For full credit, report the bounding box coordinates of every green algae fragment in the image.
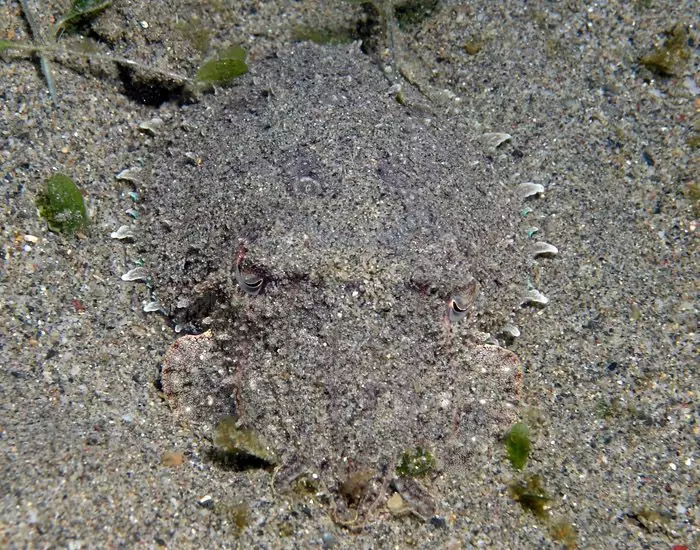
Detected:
[215,502,250,535]
[394,87,407,105]
[505,422,531,470]
[464,39,483,56]
[36,173,88,233]
[509,474,551,519]
[639,24,691,77]
[196,45,248,86]
[0,39,13,52]
[291,472,321,499]
[213,416,276,467]
[549,519,577,549]
[52,0,112,38]
[396,447,435,477]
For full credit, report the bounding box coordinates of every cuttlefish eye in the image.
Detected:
[234,262,264,296]
[447,281,479,324]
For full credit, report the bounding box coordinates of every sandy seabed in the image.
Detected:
[1,1,697,547]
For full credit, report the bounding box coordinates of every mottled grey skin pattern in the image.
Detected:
[143,42,533,508]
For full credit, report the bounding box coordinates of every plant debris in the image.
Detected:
[396,447,435,477]
[509,474,551,519]
[195,45,248,87]
[36,173,88,233]
[639,24,691,77]
[51,0,112,39]
[504,422,531,470]
[212,416,277,469]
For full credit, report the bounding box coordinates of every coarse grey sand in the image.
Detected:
[1,0,697,548]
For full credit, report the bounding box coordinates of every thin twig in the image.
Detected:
[39,56,57,102]
[18,0,41,39]
[19,0,57,105]
[3,41,193,88]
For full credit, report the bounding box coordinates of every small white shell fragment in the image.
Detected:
[24,234,39,243]
[482,132,512,149]
[142,300,162,313]
[517,182,545,200]
[501,324,521,338]
[138,117,164,136]
[110,225,135,240]
[521,289,549,306]
[121,267,149,282]
[116,168,141,183]
[532,242,558,258]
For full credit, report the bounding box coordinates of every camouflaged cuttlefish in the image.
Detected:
[138,42,554,517]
